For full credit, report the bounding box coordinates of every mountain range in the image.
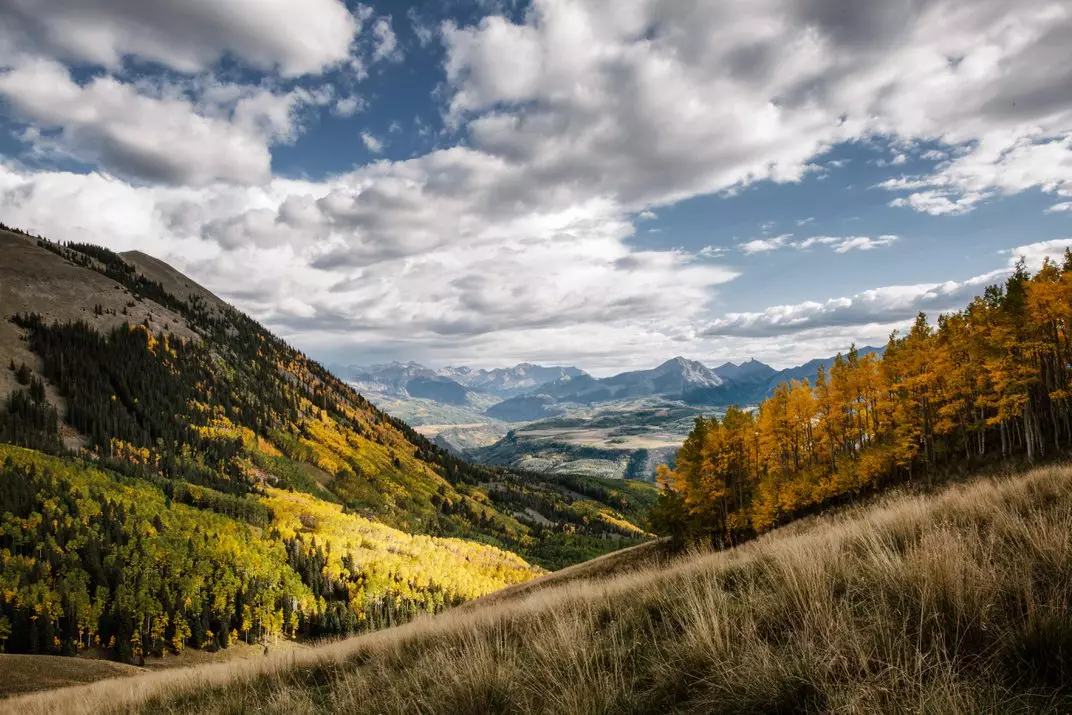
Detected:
[335,361,587,406]
[337,349,884,425]
[485,349,885,421]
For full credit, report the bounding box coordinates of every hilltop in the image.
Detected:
[0,227,656,664]
[10,462,1072,713]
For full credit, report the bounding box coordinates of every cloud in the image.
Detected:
[1046,202,1072,214]
[0,0,358,76]
[0,59,320,184]
[701,271,1009,338]
[0,155,738,362]
[697,245,730,258]
[407,8,436,48]
[332,96,365,118]
[739,234,792,254]
[440,0,1072,214]
[888,190,981,216]
[1004,238,1072,271]
[794,235,899,253]
[638,209,657,221]
[884,135,1072,215]
[371,17,403,63]
[360,131,384,153]
[739,233,898,254]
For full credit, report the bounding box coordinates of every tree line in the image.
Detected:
[654,255,1072,545]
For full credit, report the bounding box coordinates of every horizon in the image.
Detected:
[341,344,889,378]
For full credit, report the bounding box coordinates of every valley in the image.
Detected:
[341,351,884,482]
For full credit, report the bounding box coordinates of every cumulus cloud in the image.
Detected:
[439,0,1072,214]
[883,135,1072,215]
[407,8,436,47]
[0,0,357,76]
[0,59,321,184]
[888,190,980,216]
[1046,202,1072,214]
[1005,238,1072,271]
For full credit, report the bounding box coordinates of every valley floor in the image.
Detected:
[8,463,1072,714]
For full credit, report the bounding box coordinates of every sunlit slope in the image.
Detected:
[0,445,537,662]
[12,463,1072,714]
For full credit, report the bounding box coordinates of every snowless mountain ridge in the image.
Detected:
[337,349,885,414]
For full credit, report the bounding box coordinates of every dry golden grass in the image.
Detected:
[0,655,144,698]
[9,464,1072,714]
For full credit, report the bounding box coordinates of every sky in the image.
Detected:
[0,0,1070,376]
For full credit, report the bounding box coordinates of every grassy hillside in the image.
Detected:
[9,463,1072,714]
[0,227,655,662]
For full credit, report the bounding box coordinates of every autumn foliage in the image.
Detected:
[655,254,1072,544]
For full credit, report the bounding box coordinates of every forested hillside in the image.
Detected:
[655,254,1072,544]
[0,227,654,662]
[0,445,533,661]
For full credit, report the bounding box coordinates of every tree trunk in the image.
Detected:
[1024,396,1036,465]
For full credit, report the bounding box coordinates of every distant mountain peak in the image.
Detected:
[712,358,776,383]
[655,356,707,372]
